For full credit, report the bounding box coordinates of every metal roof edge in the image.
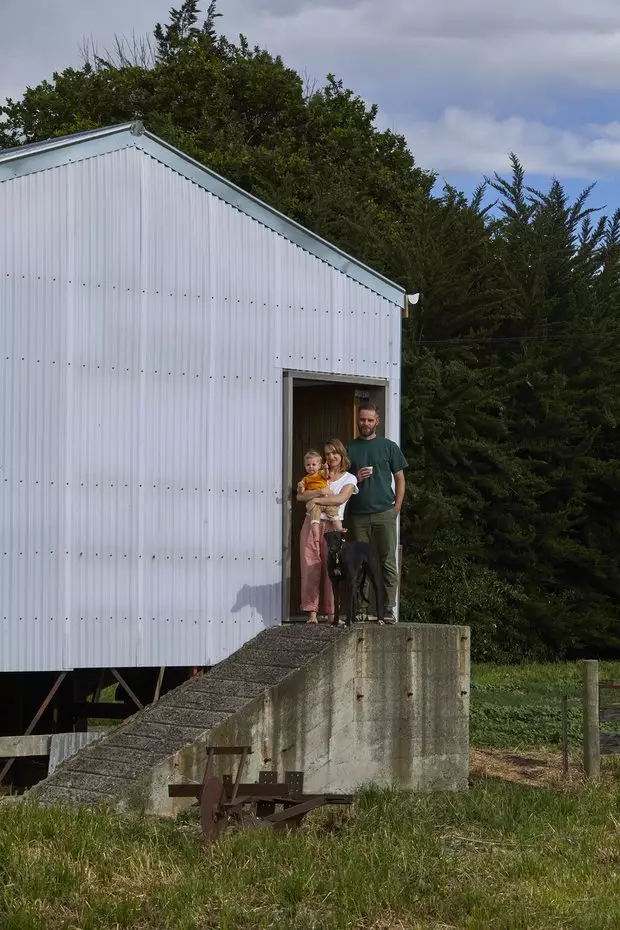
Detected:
[0,121,405,304]
[0,122,139,164]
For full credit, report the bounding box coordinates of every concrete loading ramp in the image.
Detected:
[31,624,470,815]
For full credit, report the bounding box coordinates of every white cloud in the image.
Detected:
[0,0,171,102]
[3,0,620,183]
[3,0,620,106]
[219,0,620,179]
[400,108,620,178]
[224,0,620,96]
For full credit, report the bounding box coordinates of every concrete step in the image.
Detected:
[30,623,470,813]
[32,625,346,807]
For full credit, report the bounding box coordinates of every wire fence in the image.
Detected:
[470,662,620,778]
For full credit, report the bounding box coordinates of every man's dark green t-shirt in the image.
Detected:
[345,436,408,515]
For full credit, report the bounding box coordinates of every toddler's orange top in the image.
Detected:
[300,473,329,491]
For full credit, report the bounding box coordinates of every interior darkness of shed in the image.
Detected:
[287,378,386,619]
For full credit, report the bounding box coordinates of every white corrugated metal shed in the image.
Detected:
[0,122,404,673]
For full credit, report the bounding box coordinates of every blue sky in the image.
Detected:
[2,0,620,218]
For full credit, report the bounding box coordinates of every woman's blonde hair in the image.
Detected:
[324,438,350,472]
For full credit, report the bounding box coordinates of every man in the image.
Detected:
[345,402,408,623]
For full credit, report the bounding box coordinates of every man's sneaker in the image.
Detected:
[382,608,396,625]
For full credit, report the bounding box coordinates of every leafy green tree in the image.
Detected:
[482,161,620,656]
[396,188,533,659]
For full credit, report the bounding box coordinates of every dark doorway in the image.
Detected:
[286,378,386,619]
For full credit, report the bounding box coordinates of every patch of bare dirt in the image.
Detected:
[470,748,583,787]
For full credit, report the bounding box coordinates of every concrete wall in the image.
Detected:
[122,624,470,816]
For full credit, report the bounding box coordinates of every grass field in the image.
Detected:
[471,660,620,750]
[2,779,620,930]
[1,661,619,929]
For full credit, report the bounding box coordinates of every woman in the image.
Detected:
[297,438,358,624]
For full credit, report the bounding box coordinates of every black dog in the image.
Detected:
[324,531,385,626]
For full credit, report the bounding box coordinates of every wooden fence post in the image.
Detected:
[561,695,569,777]
[583,660,600,778]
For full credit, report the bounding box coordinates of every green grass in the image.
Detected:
[471,661,620,750]
[87,684,127,729]
[3,661,620,928]
[2,779,620,930]
[472,660,620,690]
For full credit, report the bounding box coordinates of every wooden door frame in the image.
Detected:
[281,370,389,624]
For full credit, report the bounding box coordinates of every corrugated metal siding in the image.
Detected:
[0,147,401,673]
[47,730,104,775]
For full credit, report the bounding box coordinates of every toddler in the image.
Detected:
[297,450,342,541]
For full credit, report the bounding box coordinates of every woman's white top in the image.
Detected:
[321,471,358,521]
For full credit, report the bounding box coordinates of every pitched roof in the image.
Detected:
[0,121,404,304]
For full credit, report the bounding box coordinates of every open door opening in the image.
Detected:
[283,375,387,622]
